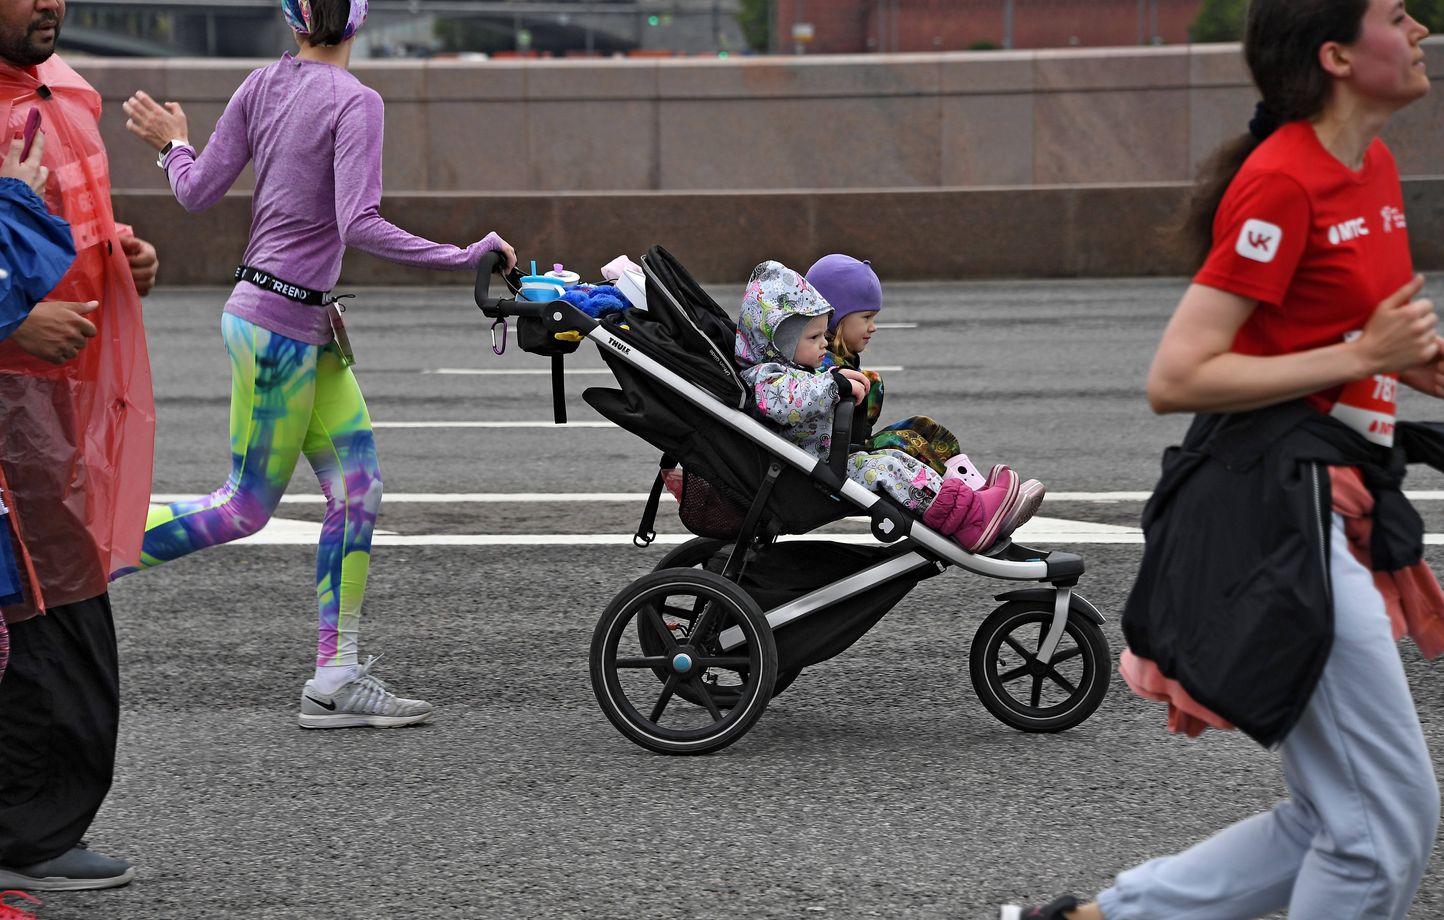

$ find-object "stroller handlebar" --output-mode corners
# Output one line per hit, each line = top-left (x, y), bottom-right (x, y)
(474, 250), (548, 319)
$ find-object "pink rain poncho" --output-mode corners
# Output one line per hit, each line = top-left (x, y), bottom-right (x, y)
(0, 55), (155, 622)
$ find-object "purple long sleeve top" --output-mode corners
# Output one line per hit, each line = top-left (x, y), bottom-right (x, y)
(162, 52), (501, 345)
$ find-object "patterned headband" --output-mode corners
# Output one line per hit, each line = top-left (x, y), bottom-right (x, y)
(281, 0), (369, 42)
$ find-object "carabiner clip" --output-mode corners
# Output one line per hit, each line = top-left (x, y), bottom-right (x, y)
(490, 316), (508, 356)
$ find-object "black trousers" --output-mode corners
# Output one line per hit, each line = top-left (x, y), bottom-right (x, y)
(0, 594), (119, 866)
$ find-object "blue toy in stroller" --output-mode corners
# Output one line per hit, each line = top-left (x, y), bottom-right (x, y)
(476, 247), (1110, 755)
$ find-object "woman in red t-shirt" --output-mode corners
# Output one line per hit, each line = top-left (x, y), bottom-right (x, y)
(1003, 2), (1442, 920)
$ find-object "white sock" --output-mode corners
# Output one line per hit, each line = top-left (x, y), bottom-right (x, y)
(312, 663), (358, 695)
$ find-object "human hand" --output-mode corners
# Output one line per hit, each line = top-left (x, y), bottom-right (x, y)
(478, 232), (517, 273)
(0, 132), (46, 195)
(1400, 336), (1444, 397)
(121, 90), (188, 151)
(1356, 275), (1438, 375)
(120, 234), (159, 295)
(11, 300), (99, 364)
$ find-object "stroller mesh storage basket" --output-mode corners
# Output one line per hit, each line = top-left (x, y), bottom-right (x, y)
(665, 466), (749, 541)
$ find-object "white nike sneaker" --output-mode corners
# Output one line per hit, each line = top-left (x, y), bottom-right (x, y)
(297, 656), (434, 729)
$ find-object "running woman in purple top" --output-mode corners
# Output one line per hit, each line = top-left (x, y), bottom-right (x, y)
(117, 0), (515, 729)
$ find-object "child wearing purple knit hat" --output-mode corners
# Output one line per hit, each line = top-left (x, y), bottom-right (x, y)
(807, 252), (1046, 521)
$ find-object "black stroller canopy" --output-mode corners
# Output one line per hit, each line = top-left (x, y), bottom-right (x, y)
(584, 246), (852, 537)
(630, 245), (747, 409)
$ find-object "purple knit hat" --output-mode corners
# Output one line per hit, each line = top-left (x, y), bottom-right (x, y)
(806, 254), (882, 331)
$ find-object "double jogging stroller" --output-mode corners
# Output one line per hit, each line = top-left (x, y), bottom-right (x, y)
(475, 247), (1110, 755)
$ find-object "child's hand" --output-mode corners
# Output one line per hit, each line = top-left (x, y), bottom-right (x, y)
(840, 368), (869, 405)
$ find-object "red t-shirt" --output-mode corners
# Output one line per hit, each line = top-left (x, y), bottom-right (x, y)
(1194, 121), (1413, 446)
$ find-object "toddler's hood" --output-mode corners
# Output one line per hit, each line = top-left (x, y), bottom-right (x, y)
(735, 260), (833, 368)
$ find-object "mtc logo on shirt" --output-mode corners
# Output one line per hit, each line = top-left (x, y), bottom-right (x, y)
(1327, 217), (1369, 245)
(1236, 219), (1282, 263)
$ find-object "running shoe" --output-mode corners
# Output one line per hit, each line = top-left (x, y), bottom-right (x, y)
(0, 843), (134, 891)
(999, 478), (1046, 541)
(298, 656), (434, 729)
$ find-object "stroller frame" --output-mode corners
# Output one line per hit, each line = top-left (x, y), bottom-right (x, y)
(476, 249), (1109, 754)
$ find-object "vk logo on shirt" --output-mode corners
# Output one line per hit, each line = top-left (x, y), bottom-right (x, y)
(1236, 218), (1282, 263)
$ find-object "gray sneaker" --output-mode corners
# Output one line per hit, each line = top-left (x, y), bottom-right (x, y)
(0, 842), (135, 891)
(297, 656), (434, 729)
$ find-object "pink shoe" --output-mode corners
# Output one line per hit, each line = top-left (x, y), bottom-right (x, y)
(957, 469), (1022, 552)
(985, 463), (1010, 488)
(923, 478), (981, 535)
(998, 478), (1046, 542)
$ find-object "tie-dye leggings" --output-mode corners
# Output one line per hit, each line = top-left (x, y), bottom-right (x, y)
(123, 314), (381, 668)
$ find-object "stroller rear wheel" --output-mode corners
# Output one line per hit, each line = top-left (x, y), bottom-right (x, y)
(590, 567), (778, 755)
(969, 599), (1109, 733)
(651, 537), (802, 699)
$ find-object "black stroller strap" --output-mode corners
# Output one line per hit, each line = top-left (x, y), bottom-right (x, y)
(634, 454), (678, 548)
(550, 355), (567, 424)
(723, 459), (784, 580)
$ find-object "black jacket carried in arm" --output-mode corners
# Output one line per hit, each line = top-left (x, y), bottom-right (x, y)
(1122, 400), (1444, 749)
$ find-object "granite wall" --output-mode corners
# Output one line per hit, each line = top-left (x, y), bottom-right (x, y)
(113, 177), (1444, 286)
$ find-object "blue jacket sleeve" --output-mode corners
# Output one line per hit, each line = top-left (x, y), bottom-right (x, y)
(0, 177), (76, 342)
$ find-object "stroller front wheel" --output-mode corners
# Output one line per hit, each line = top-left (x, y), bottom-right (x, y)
(590, 567), (778, 755)
(969, 598), (1110, 733)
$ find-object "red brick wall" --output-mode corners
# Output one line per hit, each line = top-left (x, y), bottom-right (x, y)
(774, 0), (1206, 53)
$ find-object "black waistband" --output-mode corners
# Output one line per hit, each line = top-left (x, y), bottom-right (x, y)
(234, 265), (329, 306)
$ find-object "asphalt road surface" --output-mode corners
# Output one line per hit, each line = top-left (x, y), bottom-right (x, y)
(37, 276), (1444, 919)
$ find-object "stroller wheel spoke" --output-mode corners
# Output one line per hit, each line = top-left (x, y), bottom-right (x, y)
(1001, 634), (1033, 660)
(614, 655), (670, 670)
(693, 656), (749, 669)
(641, 606), (681, 651)
(660, 603), (699, 622)
(1045, 668), (1077, 694)
(997, 662), (1031, 684)
(688, 675), (725, 720)
(1029, 675), (1043, 709)
(1050, 645), (1083, 665)
(649, 673), (681, 723)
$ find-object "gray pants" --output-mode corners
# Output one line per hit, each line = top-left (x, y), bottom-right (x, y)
(1099, 514), (1439, 920)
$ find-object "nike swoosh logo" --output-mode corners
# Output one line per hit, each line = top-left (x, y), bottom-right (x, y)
(306, 695), (337, 711)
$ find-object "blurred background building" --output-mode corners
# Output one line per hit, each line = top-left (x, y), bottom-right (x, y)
(770, 0), (1203, 53)
(64, 0), (1246, 59)
(63, 1), (750, 58)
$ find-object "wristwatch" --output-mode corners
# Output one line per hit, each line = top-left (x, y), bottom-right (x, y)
(156, 138), (190, 169)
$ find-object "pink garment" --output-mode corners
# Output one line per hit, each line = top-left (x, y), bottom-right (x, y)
(1329, 465), (1444, 658)
(1118, 649), (1235, 738)
(0, 56), (156, 621)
